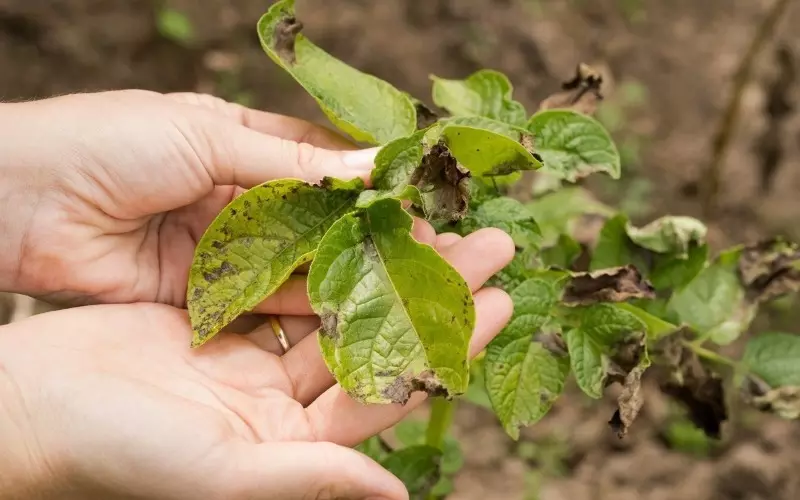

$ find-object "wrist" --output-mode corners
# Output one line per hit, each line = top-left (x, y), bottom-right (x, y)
(0, 326), (65, 499)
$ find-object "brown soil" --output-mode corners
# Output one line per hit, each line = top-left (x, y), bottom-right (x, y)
(3, 0), (800, 498)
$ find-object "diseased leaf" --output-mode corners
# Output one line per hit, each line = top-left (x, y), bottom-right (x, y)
(380, 445), (442, 499)
(410, 142), (472, 222)
(741, 377), (800, 420)
(457, 197), (541, 249)
(539, 63), (604, 115)
(187, 177), (363, 347)
(563, 265), (656, 306)
(485, 273), (571, 439)
(625, 216), (707, 258)
(308, 198), (474, 404)
(564, 304), (647, 399)
(669, 248), (755, 346)
(258, 0), (416, 144)
(527, 109), (620, 181)
(431, 69), (527, 127)
(652, 329), (728, 438)
(742, 332), (800, 388)
(738, 238), (800, 303)
(607, 335), (650, 438)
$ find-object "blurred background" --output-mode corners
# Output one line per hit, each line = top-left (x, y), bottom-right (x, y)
(2, 0), (800, 498)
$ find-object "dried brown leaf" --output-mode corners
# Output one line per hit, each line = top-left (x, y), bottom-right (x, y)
(538, 63), (604, 115)
(563, 265), (656, 306)
(410, 142), (471, 221)
(738, 238), (800, 303)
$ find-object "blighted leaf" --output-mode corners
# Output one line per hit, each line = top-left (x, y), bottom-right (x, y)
(431, 69), (527, 127)
(308, 198), (474, 404)
(406, 95), (440, 130)
(539, 63), (604, 115)
(410, 142), (471, 222)
(485, 273), (571, 439)
(652, 330), (727, 437)
(738, 238), (800, 303)
(669, 248), (754, 346)
(187, 177), (363, 347)
(457, 197), (541, 249)
(258, 0), (415, 144)
(563, 265), (656, 306)
(528, 186), (614, 246)
(380, 445), (442, 499)
(607, 336), (650, 438)
(565, 304), (647, 398)
(527, 109), (620, 181)
(741, 377), (800, 420)
(626, 216), (707, 258)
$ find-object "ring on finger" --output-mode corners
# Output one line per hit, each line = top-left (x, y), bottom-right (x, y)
(268, 315), (291, 354)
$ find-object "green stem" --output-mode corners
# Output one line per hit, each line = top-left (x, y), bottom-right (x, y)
(425, 398), (455, 500)
(683, 340), (738, 368)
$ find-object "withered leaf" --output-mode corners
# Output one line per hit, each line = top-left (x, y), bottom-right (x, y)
(741, 375), (800, 420)
(606, 334), (648, 438)
(738, 238), (800, 303)
(273, 16), (303, 64)
(652, 329), (728, 438)
(413, 100), (440, 130)
(410, 142), (471, 222)
(538, 63), (604, 116)
(563, 265), (656, 306)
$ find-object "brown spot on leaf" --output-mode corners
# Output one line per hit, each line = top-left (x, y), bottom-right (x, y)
(533, 330), (568, 357)
(410, 141), (471, 222)
(211, 241), (224, 250)
(203, 261), (237, 283)
(381, 370), (450, 405)
(415, 101), (439, 130)
(563, 265), (655, 305)
(319, 311), (339, 341)
(273, 16), (303, 64)
(738, 238), (800, 303)
(651, 329), (728, 438)
(539, 63), (604, 115)
(741, 374), (800, 419)
(605, 334), (648, 438)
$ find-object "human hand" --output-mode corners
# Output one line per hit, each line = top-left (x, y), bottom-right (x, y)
(0, 225), (514, 500)
(0, 90), (376, 305)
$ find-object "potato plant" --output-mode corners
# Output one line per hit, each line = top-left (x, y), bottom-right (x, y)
(186, 0), (800, 496)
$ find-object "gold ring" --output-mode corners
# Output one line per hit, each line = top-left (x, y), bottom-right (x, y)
(268, 315), (291, 354)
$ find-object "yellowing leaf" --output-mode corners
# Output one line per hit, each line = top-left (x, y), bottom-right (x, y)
(308, 198), (474, 404)
(187, 178), (363, 347)
(258, 0), (416, 144)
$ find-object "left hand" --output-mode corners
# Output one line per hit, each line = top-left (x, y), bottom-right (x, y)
(0, 227), (514, 500)
(0, 90), (377, 306)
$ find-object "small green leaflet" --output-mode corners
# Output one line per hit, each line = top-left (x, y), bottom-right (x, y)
(431, 69), (527, 127)
(528, 186), (614, 247)
(258, 0), (416, 144)
(393, 419), (464, 479)
(527, 109), (621, 181)
(626, 216), (707, 258)
(308, 198), (474, 404)
(457, 197), (541, 249)
(485, 273), (570, 439)
(564, 304), (647, 398)
(668, 248), (755, 345)
(187, 177), (363, 347)
(380, 445), (442, 499)
(743, 332), (800, 388)
(591, 214), (649, 272)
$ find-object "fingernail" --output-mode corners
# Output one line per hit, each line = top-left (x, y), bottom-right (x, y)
(342, 147), (379, 172)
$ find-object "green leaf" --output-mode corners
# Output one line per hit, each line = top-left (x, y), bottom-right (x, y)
(487, 248), (538, 291)
(187, 177), (363, 347)
(540, 233), (582, 269)
(380, 445), (442, 499)
(457, 197), (541, 249)
(258, 0), (416, 144)
(649, 244), (709, 291)
(564, 304), (646, 398)
(527, 109), (621, 181)
(308, 198), (475, 404)
(613, 303), (677, 340)
(485, 273), (570, 439)
(668, 248), (754, 345)
(157, 8), (194, 45)
(393, 420), (464, 475)
(626, 216), (707, 257)
(355, 435), (390, 463)
(528, 186), (614, 246)
(743, 332), (800, 388)
(431, 69), (527, 126)
(590, 214), (649, 272)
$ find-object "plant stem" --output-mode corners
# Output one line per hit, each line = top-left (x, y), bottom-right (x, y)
(425, 398), (455, 450)
(683, 340), (738, 368)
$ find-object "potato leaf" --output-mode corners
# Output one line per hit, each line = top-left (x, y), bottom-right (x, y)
(456, 197), (541, 249)
(743, 332), (800, 389)
(527, 109), (620, 181)
(738, 238), (800, 303)
(626, 216), (707, 258)
(528, 186), (614, 246)
(431, 69), (527, 127)
(187, 177), (363, 347)
(308, 198), (474, 404)
(380, 445), (443, 499)
(258, 0), (416, 144)
(485, 272), (571, 439)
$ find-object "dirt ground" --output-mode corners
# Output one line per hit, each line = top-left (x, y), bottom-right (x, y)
(3, 0), (800, 498)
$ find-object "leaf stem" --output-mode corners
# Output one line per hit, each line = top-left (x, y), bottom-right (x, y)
(683, 340), (738, 368)
(425, 398), (455, 500)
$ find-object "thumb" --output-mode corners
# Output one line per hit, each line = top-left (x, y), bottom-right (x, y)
(223, 441), (409, 500)
(200, 121), (378, 188)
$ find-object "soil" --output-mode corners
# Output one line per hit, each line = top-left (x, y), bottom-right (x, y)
(3, 0), (800, 498)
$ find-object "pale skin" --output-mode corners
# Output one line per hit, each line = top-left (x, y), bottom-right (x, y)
(0, 90), (515, 500)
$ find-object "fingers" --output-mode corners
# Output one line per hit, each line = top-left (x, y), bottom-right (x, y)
(281, 227), (515, 406)
(222, 441), (408, 500)
(305, 286), (513, 447)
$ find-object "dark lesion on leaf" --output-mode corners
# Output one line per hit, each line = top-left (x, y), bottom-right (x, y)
(533, 330), (568, 357)
(415, 101), (440, 130)
(381, 370), (450, 405)
(539, 63), (604, 116)
(203, 261), (238, 283)
(562, 264), (656, 305)
(606, 334), (647, 438)
(410, 142), (471, 222)
(274, 16), (304, 64)
(651, 329), (728, 438)
(741, 375), (800, 419)
(319, 310), (339, 341)
(737, 238), (800, 303)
